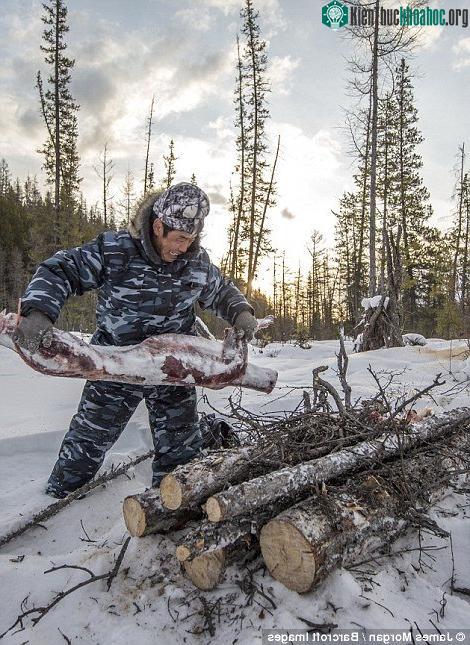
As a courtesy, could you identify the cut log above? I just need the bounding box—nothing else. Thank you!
[205,407,470,523]
[175,517,256,562]
[183,550,226,591]
[181,430,470,590]
[159,413,397,512]
[123,489,200,537]
[182,537,257,591]
[260,490,405,593]
[160,446,262,510]
[260,434,470,593]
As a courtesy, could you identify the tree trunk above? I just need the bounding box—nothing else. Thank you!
[204,408,470,523]
[123,489,200,537]
[261,489,404,593]
[251,135,280,288]
[175,517,255,562]
[54,0,61,245]
[355,94,372,316]
[160,446,261,510]
[144,95,155,194]
[260,434,470,593]
[452,144,465,302]
[461,172,469,313]
[368,0,380,297]
[182,537,257,591]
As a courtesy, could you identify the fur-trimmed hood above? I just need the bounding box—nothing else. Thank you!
[128,190,201,265]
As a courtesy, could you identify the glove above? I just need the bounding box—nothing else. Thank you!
[13,310,53,353]
[233,311,257,342]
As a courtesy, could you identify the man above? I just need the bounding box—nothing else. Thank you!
[14,183,257,498]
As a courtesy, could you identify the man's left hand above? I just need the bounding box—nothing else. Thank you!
[233,311,257,341]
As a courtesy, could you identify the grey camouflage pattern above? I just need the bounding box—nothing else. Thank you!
[152,182,209,235]
[47,379,202,492]
[21,230,253,345]
[20,195,253,494]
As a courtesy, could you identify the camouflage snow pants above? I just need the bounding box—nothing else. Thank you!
[47,380,203,494]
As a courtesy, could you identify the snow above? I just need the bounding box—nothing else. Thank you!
[403,333,427,346]
[1,337,470,642]
[361,295,389,310]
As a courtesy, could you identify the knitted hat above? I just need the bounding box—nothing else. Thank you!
[152,182,210,235]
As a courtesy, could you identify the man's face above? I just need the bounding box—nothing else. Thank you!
[152,218,196,263]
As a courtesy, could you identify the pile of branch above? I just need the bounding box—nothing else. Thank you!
[123,405,470,592]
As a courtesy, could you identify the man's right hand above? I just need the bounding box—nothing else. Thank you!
[13,310,53,353]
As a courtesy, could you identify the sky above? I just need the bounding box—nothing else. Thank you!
[1,0,469,293]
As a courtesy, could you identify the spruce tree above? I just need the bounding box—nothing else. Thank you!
[387,58,432,329]
[37,0,80,247]
[226,0,276,297]
[163,139,177,189]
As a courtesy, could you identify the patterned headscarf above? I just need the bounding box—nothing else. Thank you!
[152,183,210,235]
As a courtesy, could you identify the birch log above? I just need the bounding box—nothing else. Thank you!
[160,445,267,510]
[123,489,200,537]
[260,490,405,593]
[182,537,257,591]
[175,518,255,563]
[260,433,470,593]
[205,407,470,523]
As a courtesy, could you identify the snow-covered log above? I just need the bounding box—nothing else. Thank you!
[0,311,277,392]
[175,517,255,562]
[123,490,200,537]
[204,407,470,523]
[260,490,406,593]
[260,434,470,593]
[182,550,226,591]
[160,446,263,510]
[181,537,256,591]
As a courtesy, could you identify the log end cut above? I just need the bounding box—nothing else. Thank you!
[204,496,224,523]
[183,550,226,591]
[123,496,147,537]
[160,474,183,510]
[260,519,317,593]
[175,545,192,562]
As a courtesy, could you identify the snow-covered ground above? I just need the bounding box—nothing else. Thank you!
[1,337,470,643]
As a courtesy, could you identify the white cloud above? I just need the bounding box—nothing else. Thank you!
[412,24,444,51]
[453,37,470,69]
[269,55,301,96]
[207,116,235,141]
[1,6,42,49]
[247,122,350,291]
[199,0,286,33]
[174,6,215,32]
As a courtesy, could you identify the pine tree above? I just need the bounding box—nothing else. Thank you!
[93,143,114,228]
[163,139,177,189]
[226,1,277,297]
[333,190,366,327]
[0,159,11,196]
[144,95,155,194]
[118,170,136,227]
[37,0,80,247]
[241,0,276,298]
[387,59,432,329]
[147,163,156,192]
[450,144,467,303]
[227,34,247,281]
[346,0,424,298]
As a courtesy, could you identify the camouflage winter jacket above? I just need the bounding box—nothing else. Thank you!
[20,192,254,346]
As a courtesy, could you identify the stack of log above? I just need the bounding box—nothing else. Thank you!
[123,407,470,593]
